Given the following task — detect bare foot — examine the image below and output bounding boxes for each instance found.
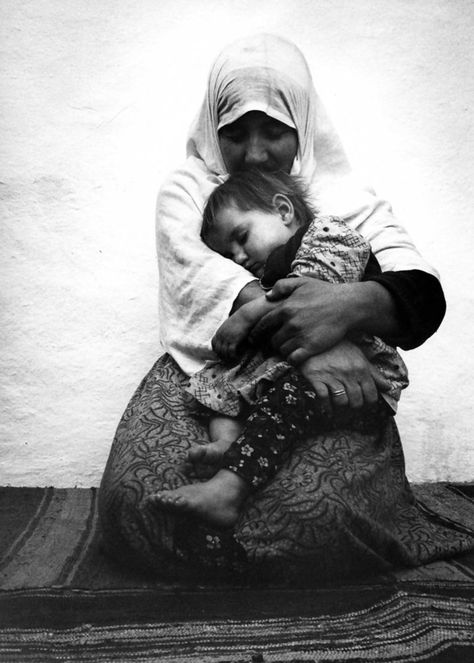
[146,470,248,529]
[187,439,233,478]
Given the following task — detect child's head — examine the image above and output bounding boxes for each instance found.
[201,170,315,278]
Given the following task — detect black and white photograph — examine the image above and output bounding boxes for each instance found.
[1,1,474,661]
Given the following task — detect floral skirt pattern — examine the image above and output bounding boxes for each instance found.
[98,354,474,582]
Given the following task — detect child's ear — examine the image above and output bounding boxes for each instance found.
[272,194,295,227]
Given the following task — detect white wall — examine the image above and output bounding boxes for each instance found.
[1,0,473,487]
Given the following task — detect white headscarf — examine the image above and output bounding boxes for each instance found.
[186,33,350,182]
[156,34,437,375]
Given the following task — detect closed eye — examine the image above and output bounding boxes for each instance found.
[219,128,246,143]
[263,126,287,140]
[237,230,248,245]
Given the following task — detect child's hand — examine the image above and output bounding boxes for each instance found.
[212,313,252,361]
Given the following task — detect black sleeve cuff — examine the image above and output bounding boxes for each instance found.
[367,270,447,350]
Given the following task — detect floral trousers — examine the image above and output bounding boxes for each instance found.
[221,368,388,490]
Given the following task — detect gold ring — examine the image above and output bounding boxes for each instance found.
[332,389,346,396]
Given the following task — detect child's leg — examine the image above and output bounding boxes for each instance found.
[222,368,389,490]
[221,369,327,489]
[148,371,322,529]
[209,415,244,443]
[187,415,244,478]
[147,468,249,529]
[148,371,387,528]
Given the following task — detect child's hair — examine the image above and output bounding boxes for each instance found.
[201,169,316,243]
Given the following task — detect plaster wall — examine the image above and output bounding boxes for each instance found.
[1,0,473,487]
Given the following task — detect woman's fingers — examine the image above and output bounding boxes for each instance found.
[329,383,350,410]
[265,278,301,302]
[286,347,312,366]
[249,307,283,345]
[271,327,301,357]
[312,380,367,414]
[250,279,303,342]
[299,340,388,411]
[341,383,363,410]
[359,372,379,405]
[310,380,333,416]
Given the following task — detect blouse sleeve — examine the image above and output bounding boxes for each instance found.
[156,157,255,375]
[316,175,445,347]
[368,270,446,350]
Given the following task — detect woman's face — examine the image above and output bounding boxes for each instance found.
[218,111,298,174]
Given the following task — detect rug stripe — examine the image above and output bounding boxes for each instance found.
[0,488,53,572]
[56,488,99,586]
[0,591,472,662]
[394,559,474,582]
[0,488,50,560]
[0,489,93,590]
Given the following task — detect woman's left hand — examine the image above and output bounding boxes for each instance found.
[300,340,392,414]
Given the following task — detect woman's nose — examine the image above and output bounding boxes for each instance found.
[244,136,267,166]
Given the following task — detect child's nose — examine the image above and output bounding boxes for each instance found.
[233,246,247,266]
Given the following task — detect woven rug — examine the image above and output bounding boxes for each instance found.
[1,484,473,662]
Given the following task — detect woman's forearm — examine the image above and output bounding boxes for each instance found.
[367,270,446,349]
[344,281,402,339]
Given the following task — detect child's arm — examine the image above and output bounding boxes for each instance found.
[212,295,277,360]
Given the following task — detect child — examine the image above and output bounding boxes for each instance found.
[148,170,408,528]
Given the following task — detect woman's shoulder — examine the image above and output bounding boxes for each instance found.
[158,156,224,211]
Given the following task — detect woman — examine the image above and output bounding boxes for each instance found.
[98,34,473,581]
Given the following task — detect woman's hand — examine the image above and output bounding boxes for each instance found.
[300,340,392,414]
[250,276,400,365]
[251,277,354,364]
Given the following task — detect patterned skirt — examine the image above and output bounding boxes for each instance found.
[98,354,474,583]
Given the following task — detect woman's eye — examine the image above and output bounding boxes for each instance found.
[220,129,245,143]
[238,231,248,244]
[264,123,288,140]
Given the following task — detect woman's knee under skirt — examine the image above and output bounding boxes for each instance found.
[98,354,474,582]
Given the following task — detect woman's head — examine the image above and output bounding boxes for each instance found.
[201,170,314,278]
[187,34,351,184]
[187,34,343,180]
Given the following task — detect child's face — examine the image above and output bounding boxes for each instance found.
[207,203,295,278]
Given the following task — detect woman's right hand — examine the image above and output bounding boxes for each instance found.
[300,339,392,414]
[251,276,400,365]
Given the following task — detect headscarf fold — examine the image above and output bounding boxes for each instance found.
[157,34,437,375]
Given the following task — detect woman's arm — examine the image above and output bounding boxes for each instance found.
[254,175,447,363]
[367,270,446,349]
[156,158,256,374]
[254,270,445,366]
[249,278,397,365]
